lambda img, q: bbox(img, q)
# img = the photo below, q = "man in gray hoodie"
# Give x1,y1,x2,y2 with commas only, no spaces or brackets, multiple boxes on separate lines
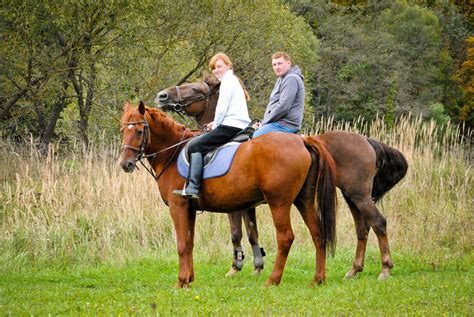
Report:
253,52,305,138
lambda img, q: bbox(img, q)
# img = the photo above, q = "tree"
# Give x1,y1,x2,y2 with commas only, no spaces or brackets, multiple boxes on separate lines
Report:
432,1,472,121
288,0,447,121
1,1,74,151
1,0,132,151
97,0,317,125
455,36,474,128
58,2,132,148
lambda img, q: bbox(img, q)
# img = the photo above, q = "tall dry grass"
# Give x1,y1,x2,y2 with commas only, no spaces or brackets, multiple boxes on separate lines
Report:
1,116,472,269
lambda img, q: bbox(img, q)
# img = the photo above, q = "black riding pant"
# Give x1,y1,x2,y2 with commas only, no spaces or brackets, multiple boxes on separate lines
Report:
188,125,242,155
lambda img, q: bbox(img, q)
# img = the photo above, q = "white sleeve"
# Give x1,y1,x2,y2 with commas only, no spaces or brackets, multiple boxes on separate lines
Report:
212,77,232,129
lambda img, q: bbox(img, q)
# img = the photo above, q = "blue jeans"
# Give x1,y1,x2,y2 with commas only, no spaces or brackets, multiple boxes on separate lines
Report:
253,122,299,138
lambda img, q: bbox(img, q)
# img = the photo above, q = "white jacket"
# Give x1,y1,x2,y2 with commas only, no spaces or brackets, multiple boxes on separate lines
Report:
212,70,251,130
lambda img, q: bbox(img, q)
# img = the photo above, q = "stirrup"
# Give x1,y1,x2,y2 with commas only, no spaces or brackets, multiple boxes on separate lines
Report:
172,189,186,197
185,191,200,199
172,189,199,199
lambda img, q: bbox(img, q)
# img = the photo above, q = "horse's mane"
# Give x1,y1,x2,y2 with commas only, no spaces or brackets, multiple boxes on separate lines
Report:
144,105,197,139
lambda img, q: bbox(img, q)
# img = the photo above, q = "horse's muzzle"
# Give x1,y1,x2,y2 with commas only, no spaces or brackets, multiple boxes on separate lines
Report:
121,159,136,173
155,91,168,104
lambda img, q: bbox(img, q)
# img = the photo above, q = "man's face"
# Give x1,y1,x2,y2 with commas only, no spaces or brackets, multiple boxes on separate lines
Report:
272,57,291,77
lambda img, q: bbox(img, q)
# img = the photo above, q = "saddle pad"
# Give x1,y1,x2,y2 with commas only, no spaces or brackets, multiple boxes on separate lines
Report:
177,143,241,179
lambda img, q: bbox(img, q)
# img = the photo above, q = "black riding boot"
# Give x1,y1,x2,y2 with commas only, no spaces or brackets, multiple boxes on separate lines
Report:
173,152,203,199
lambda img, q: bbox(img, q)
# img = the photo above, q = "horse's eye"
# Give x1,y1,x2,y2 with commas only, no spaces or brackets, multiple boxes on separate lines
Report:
136,129,143,136
192,87,201,93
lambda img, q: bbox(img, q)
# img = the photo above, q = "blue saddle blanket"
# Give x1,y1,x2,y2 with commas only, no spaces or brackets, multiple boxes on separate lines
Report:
177,143,242,179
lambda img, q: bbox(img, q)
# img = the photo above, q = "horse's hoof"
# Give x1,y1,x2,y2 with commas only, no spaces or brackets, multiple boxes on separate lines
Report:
344,268,361,280
378,270,391,281
264,279,278,287
225,267,239,278
253,267,263,275
174,282,186,289
310,277,325,286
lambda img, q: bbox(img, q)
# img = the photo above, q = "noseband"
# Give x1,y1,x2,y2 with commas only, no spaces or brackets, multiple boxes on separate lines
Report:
168,82,212,113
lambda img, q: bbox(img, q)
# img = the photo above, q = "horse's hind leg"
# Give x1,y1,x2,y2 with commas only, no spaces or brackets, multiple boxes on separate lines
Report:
242,208,265,274
343,194,370,279
349,195,393,280
294,200,326,285
225,211,244,277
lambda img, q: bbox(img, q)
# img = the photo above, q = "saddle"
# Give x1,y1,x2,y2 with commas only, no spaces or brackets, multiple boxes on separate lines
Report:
177,119,260,179
186,118,259,164
177,142,241,180
229,118,259,143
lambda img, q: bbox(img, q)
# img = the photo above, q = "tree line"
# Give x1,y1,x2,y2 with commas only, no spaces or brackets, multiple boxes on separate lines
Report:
1,0,472,153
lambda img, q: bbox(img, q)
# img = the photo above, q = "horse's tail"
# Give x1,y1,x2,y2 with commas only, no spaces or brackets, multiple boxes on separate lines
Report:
303,136,338,256
367,138,408,202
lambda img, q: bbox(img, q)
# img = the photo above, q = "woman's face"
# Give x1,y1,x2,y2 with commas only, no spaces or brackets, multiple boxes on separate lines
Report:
212,59,229,79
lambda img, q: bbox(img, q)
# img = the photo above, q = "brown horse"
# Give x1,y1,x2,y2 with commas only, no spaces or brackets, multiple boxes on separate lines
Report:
119,101,337,288
156,78,408,280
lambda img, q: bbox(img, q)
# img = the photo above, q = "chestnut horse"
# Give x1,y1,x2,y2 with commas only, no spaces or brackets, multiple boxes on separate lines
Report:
119,101,337,288
156,78,408,280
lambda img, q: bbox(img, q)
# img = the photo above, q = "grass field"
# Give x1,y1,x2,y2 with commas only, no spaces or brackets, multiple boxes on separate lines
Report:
1,116,472,315
1,249,472,315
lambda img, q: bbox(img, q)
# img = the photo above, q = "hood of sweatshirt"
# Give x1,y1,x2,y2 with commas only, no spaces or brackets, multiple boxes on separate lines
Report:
283,66,304,80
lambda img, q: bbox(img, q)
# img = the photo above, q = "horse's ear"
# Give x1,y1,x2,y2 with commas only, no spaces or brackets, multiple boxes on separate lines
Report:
203,73,219,88
138,101,145,115
203,73,212,83
123,101,131,112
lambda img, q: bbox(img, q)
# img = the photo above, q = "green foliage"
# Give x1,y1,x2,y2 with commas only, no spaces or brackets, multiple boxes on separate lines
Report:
428,102,450,125
385,79,397,127
455,36,474,128
289,0,470,123
1,0,318,146
1,0,472,146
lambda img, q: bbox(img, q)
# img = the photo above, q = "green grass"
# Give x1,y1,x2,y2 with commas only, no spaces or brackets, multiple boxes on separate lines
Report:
1,249,472,315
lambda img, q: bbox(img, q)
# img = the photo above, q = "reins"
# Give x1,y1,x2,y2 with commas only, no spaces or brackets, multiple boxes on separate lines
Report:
137,131,188,181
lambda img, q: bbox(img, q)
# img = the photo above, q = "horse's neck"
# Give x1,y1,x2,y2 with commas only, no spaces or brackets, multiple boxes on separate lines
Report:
196,93,218,126
146,114,189,155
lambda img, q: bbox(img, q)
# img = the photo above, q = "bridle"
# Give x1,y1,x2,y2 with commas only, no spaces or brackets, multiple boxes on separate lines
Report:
121,119,189,181
121,120,150,157
164,82,213,113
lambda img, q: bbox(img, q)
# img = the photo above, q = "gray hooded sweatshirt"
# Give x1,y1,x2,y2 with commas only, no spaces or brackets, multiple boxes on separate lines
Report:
261,66,305,130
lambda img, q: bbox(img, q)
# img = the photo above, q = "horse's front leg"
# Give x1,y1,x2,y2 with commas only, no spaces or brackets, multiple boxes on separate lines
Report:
170,203,196,288
265,205,294,286
225,211,244,277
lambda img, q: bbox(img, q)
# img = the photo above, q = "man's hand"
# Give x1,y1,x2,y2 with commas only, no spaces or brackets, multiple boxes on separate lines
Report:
251,119,261,130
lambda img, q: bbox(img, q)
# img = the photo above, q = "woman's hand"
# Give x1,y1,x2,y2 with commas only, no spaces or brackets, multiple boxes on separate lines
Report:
205,122,214,131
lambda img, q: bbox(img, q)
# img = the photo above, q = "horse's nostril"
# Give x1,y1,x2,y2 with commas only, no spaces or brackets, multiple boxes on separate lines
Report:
159,92,168,101
121,160,135,173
